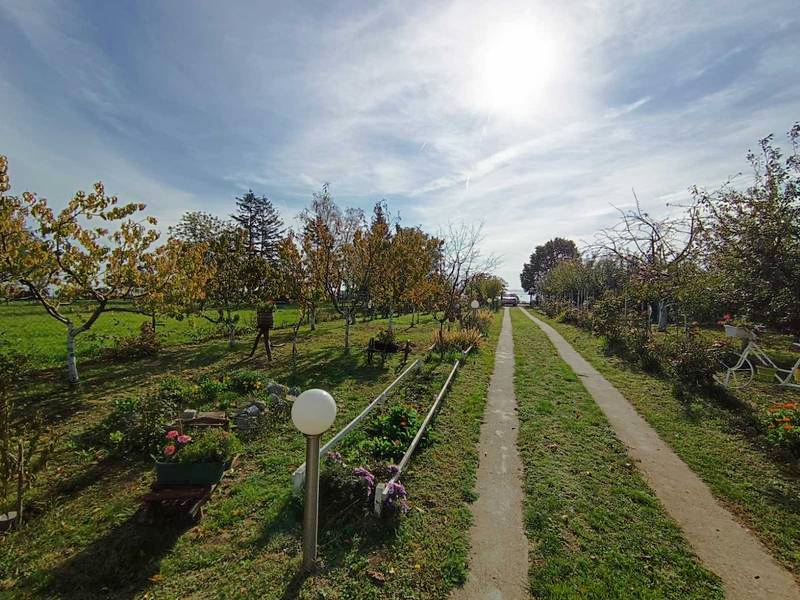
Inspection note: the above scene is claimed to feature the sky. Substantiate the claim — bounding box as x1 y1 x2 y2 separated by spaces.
1 0 798 289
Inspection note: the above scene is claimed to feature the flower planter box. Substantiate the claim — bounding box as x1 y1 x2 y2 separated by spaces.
755 366 777 383
155 462 225 485
724 324 755 340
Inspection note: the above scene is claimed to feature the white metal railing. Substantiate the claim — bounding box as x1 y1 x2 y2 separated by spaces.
292 358 422 489
373 345 474 515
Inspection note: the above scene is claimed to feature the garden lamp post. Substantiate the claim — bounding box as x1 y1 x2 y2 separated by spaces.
291 388 337 571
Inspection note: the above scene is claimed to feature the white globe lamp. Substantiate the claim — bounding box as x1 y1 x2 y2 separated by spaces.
292 389 337 435
470 300 480 310
292 388 337 571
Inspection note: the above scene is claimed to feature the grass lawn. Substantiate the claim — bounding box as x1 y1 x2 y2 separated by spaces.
510 308 723 599
0 300 312 370
533 310 800 579
1 311 500 599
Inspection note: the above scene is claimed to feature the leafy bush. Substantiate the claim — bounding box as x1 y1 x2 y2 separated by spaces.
197 376 230 402
319 454 374 511
363 404 422 462
228 369 269 394
431 328 482 353
90 392 177 456
762 402 800 455
156 377 199 406
656 332 718 392
102 322 161 361
171 429 242 465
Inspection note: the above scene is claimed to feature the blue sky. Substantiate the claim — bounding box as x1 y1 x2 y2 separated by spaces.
1 0 798 287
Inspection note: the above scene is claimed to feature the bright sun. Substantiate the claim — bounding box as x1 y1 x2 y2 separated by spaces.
472 23 558 118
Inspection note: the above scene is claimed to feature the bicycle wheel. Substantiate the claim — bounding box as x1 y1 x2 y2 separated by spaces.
715 356 754 389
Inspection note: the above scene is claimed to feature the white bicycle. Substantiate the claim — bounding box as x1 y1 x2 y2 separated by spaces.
716 325 800 390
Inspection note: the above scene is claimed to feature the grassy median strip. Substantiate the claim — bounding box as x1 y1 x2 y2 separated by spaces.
510 309 722 599
534 310 800 579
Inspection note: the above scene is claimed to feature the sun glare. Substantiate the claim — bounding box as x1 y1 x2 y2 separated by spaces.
472 22 558 119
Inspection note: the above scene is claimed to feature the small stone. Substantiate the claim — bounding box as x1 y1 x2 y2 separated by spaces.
267 383 289 398
289 386 301 397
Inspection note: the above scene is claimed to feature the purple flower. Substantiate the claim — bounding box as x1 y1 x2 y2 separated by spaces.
353 466 376 498
326 451 343 464
383 480 409 514
388 464 400 476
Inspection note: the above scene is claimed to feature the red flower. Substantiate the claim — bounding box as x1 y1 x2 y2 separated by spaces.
163 444 176 457
165 430 179 440
177 434 192 444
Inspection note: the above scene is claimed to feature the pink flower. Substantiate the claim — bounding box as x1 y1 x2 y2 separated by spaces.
177 434 192 444
165 430 179 440
163 444 176 457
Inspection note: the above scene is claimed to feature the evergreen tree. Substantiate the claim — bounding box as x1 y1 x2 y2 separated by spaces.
232 190 284 261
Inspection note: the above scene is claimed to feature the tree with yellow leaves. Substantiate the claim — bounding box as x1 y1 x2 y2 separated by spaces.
0 156 205 383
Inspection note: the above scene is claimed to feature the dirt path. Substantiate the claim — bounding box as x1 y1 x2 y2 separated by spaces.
520 307 800 600
451 308 529 600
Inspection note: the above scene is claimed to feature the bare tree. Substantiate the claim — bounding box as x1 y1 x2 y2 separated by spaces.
433 222 499 339
593 191 700 331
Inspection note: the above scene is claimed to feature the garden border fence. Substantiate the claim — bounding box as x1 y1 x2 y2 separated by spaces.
292 358 422 489
373 345 474 515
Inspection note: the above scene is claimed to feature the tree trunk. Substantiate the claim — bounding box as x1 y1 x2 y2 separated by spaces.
66 326 79 385
151 312 157 331
657 299 669 332
388 303 394 333
16 439 23 528
344 317 351 352
309 306 316 331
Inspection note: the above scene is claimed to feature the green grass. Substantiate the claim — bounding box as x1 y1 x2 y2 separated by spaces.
510 308 723 599
533 310 800 578
0 311 501 599
0 300 311 370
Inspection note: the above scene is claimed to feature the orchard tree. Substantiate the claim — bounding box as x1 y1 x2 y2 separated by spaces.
467 272 506 305
594 194 700 331
0 160 181 383
276 231 317 358
695 123 800 335
199 226 273 348
433 223 497 339
133 238 209 331
392 225 441 327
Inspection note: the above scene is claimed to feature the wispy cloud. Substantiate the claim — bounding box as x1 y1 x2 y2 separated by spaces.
1 0 798 286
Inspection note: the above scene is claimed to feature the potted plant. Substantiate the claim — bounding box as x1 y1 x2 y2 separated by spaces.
154 428 242 485
717 313 756 340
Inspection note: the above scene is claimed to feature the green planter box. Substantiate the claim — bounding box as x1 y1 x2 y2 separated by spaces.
756 366 777 383
155 462 225 485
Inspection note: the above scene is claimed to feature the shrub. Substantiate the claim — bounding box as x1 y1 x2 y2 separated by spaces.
197 376 229 402
656 332 718 392
431 328 482 353
363 404 422 462
762 402 800 455
103 322 161 361
228 369 269 394
319 453 374 516
90 392 177 456
157 377 199 406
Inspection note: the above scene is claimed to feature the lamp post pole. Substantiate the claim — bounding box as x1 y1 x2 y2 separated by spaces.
291 388 337 573
302 434 321 571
